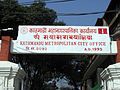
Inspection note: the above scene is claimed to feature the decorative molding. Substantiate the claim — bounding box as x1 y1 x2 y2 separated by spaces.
0 78 3 86
100 63 120 90
0 61 26 90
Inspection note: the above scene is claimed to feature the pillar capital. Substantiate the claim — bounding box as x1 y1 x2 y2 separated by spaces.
100 63 120 90
0 61 26 90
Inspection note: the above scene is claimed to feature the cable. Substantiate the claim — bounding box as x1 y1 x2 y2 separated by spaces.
7 9 119 16
45 0 75 3
19 0 75 5
57 9 120 16
0 0 75 6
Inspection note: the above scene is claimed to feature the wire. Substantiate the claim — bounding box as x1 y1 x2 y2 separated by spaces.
45 0 75 3
19 0 75 5
0 0 119 16
57 9 120 16
8 9 119 16
0 0 75 6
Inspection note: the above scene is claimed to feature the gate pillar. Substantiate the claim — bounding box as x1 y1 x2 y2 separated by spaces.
116 39 120 63
100 63 120 90
100 40 120 90
0 36 26 90
0 36 12 61
0 61 26 90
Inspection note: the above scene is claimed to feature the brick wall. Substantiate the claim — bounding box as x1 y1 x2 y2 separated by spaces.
0 36 12 61
116 39 120 63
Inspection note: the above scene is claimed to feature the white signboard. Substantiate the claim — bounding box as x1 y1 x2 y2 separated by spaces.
16 26 111 54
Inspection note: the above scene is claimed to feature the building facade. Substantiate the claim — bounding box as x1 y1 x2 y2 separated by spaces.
82 0 120 89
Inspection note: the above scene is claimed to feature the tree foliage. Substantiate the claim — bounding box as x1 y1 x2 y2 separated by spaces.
0 0 90 90
13 54 91 90
0 0 65 39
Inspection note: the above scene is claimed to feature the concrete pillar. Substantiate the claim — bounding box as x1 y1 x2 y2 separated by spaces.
0 61 26 90
100 63 120 90
86 79 92 90
0 36 26 90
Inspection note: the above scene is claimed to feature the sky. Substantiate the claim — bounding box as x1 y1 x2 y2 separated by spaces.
19 0 111 26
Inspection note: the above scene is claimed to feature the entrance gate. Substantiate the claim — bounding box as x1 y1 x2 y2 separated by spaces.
0 26 118 90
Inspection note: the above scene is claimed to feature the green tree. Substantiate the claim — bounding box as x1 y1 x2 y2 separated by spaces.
0 0 90 90
0 0 64 39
